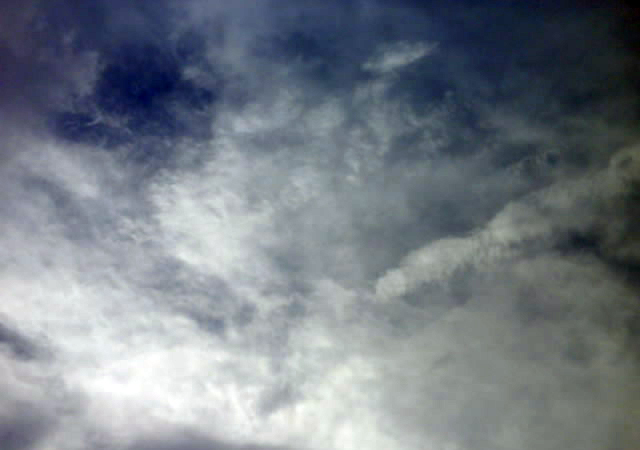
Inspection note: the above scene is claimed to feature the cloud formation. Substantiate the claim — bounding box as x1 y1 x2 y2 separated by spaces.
0 1 639 450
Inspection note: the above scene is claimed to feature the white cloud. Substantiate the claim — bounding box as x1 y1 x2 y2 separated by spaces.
363 41 438 74
2 96 636 450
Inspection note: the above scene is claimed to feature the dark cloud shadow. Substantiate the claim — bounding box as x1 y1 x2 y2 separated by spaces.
0 405 54 450
0 322 43 361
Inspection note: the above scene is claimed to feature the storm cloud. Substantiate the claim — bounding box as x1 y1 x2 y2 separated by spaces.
1 1 639 449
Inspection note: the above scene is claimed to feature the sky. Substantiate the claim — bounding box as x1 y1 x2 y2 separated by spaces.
0 1 639 449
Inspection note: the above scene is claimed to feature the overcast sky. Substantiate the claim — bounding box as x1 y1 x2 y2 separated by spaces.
1 1 639 449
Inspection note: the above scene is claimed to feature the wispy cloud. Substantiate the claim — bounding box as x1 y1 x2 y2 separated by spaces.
0 2 639 450
363 41 438 74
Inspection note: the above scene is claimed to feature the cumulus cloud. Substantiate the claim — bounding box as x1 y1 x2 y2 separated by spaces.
0 1 639 450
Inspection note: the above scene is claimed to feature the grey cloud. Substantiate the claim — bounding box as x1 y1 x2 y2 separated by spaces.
0 320 45 361
0 407 52 450
0 354 81 450
126 429 298 450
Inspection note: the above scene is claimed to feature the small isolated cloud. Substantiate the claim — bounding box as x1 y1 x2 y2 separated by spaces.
363 41 438 74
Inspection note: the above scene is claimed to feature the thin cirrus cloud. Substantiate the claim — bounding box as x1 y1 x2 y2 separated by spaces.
0 1 639 450
362 40 438 74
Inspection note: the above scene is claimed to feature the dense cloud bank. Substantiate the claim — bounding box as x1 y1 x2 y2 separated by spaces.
1 1 639 449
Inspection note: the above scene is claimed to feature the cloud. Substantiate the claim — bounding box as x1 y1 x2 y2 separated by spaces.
0 319 46 361
0 1 638 450
363 41 438 74
376 141 640 300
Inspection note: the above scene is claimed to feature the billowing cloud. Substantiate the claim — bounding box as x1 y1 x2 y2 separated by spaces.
0 1 639 450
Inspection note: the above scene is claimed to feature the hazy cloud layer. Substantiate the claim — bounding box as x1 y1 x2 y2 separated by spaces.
1 1 639 450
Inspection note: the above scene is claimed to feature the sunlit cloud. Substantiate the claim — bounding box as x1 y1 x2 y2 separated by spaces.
0 2 639 450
